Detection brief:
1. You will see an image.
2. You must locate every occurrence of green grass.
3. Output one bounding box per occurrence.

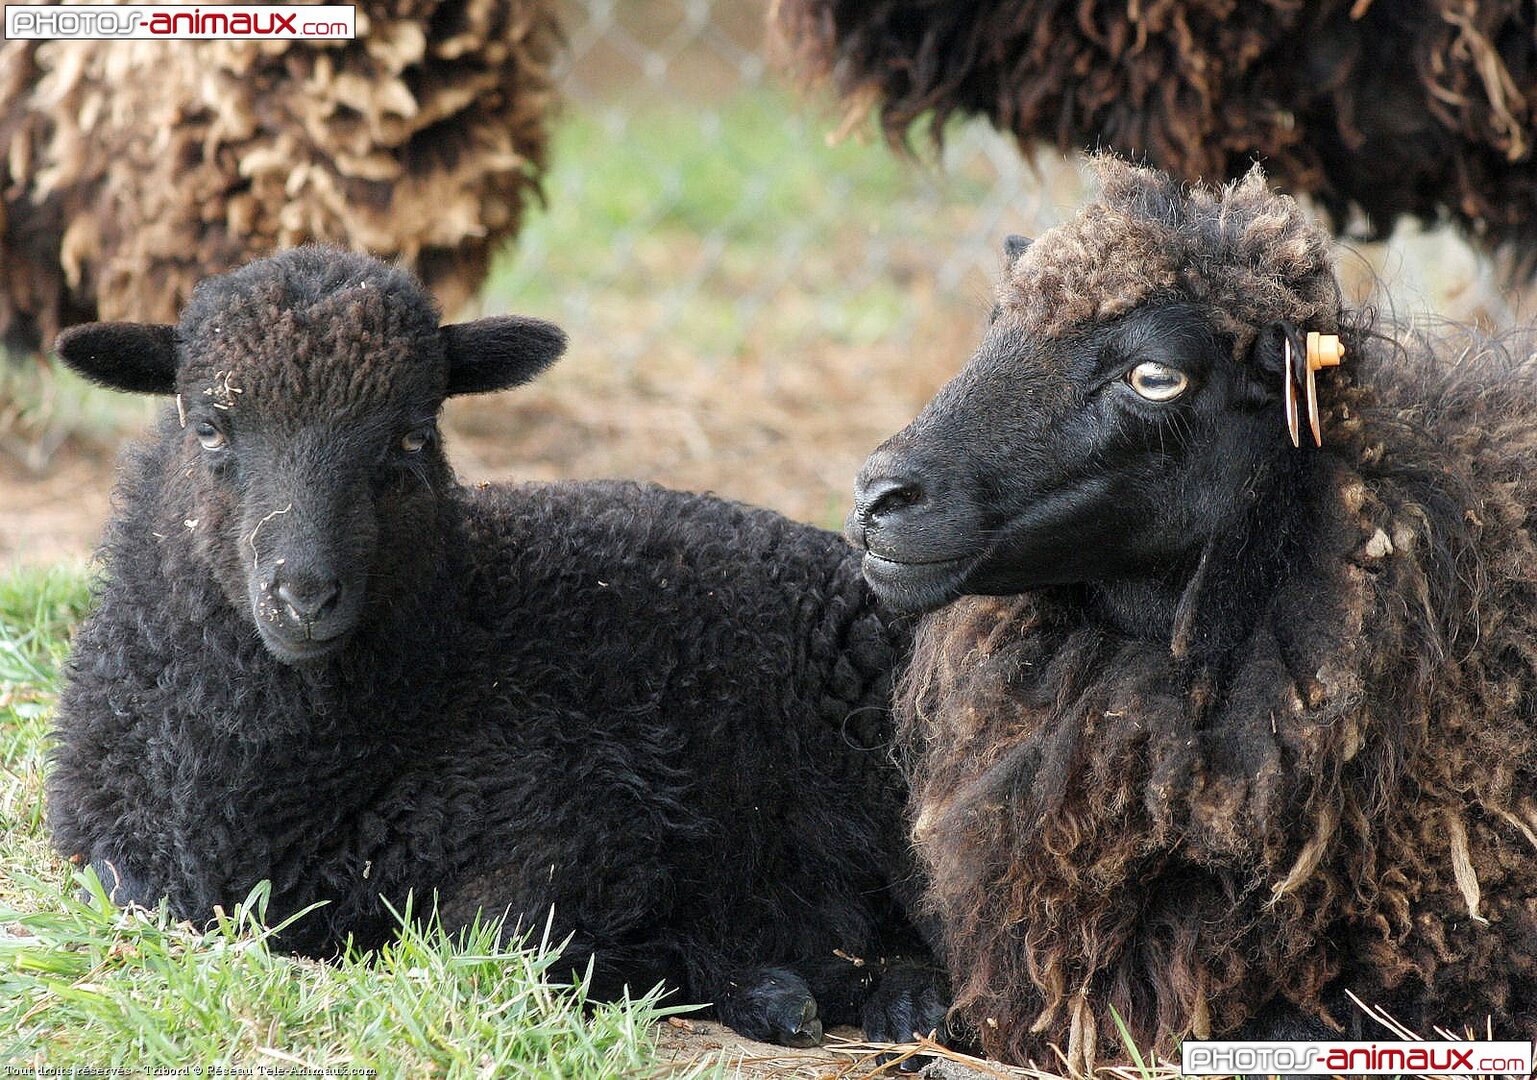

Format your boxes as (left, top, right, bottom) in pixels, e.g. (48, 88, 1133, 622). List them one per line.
(0, 565, 707, 1077)
(1, 875, 696, 1077)
(0, 566, 91, 874)
(482, 89, 1008, 361)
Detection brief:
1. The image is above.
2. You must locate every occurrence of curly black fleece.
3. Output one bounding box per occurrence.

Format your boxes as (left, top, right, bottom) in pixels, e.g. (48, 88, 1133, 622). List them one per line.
(45, 252, 932, 1041)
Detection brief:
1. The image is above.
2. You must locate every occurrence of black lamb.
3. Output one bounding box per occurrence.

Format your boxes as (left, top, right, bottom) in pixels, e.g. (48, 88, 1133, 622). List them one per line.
(44, 246, 945, 1047)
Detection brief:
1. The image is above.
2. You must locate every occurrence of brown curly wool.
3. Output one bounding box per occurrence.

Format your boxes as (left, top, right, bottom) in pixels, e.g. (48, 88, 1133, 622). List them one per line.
(1002, 157, 1339, 351)
(901, 160, 1537, 1070)
(774, 0, 1537, 274)
(0, 0, 559, 355)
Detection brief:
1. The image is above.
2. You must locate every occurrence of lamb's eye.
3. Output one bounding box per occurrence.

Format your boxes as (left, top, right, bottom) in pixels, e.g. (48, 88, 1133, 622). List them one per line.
(400, 427, 432, 453)
(1126, 362, 1189, 402)
(195, 421, 227, 451)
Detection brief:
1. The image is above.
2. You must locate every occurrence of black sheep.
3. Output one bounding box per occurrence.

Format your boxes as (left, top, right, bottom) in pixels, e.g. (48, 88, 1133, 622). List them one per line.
(847, 158, 1537, 1069)
(45, 246, 945, 1047)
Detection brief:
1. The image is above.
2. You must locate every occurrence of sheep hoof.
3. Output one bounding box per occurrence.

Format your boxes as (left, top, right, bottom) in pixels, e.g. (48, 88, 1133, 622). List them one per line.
(861, 963, 950, 1051)
(721, 967, 824, 1047)
(781, 997, 824, 1048)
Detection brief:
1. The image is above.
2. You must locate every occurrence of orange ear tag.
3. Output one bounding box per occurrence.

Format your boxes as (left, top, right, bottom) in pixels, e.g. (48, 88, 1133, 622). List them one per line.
(1282, 332, 1345, 448)
(1304, 332, 1345, 447)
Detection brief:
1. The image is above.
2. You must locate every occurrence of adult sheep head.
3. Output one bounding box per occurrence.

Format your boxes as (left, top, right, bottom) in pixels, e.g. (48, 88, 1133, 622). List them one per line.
(56, 247, 565, 665)
(848, 157, 1345, 632)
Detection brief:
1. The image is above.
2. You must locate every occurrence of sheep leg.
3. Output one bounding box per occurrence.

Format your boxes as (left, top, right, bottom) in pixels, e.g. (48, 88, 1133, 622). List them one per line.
(793, 957, 955, 1071)
(555, 932, 690, 1008)
(566, 938, 826, 1047)
(856, 962, 951, 1046)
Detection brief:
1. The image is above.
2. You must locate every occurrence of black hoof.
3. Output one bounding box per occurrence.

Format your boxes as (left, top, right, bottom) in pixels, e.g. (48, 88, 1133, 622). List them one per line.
(861, 964, 949, 1046)
(720, 967, 824, 1047)
(780, 995, 824, 1049)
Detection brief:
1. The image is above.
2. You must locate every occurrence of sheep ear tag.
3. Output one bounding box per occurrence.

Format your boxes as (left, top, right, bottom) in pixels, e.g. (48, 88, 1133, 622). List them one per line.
(1283, 337, 1300, 447)
(1282, 332, 1345, 448)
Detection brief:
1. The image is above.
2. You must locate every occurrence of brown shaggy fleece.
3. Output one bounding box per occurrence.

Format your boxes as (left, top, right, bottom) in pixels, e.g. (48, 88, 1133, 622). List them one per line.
(900, 158, 1537, 1071)
(0, 0, 558, 355)
(773, 0, 1537, 275)
(999, 159, 1339, 351)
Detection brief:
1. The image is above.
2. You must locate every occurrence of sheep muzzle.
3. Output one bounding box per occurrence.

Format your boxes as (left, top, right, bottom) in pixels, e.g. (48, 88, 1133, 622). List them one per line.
(239, 478, 375, 665)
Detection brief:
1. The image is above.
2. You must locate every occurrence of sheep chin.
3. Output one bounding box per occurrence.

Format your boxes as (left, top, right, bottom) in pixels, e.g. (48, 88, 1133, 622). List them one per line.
(860, 551, 975, 614)
(251, 623, 353, 667)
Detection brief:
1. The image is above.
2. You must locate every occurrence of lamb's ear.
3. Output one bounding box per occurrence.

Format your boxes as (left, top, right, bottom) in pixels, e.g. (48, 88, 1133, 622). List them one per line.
(1003, 234, 1032, 269)
(54, 322, 178, 395)
(442, 316, 568, 396)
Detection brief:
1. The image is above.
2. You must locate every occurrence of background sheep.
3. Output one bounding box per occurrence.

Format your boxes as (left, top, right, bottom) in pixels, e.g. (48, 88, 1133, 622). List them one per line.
(844, 158, 1537, 1070)
(45, 246, 945, 1048)
(0, 0, 558, 356)
(774, 0, 1537, 275)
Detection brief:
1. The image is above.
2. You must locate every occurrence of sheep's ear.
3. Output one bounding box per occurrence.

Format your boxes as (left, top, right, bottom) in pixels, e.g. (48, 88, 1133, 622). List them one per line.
(1247, 320, 1306, 396)
(1238, 320, 1308, 414)
(54, 322, 178, 395)
(1250, 321, 1297, 380)
(1003, 235, 1033, 268)
(442, 316, 568, 396)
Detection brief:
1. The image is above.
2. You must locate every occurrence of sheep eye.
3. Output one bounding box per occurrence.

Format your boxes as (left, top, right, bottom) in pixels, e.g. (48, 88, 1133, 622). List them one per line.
(399, 427, 432, 453)
(195, 421, 227, 451)
(1126, 362, 1189, 402)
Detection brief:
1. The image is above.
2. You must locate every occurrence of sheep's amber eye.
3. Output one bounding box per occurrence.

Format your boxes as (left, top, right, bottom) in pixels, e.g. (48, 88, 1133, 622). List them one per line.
(195, 421, 227, 450)
(400, 428, 432, 453)
(1127, 362, 1189, 402)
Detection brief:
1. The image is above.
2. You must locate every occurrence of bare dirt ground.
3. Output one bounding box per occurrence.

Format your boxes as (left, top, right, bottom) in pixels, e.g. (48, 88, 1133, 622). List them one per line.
(1, 449, 114, 566)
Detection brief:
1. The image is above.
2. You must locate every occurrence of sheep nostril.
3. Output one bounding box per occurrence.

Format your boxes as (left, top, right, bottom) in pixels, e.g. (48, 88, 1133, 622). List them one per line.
(859, 476, 926, 526)
(275, 579, 342, 623)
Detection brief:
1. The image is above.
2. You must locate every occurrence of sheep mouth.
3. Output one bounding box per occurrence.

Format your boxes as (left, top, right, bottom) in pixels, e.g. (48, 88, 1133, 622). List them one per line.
(255, 623, 354, 665)
(860, 551, 976, 614)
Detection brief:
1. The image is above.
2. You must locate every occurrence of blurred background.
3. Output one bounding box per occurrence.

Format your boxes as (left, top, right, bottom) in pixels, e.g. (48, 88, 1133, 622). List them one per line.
(0, 0, 1523, 568)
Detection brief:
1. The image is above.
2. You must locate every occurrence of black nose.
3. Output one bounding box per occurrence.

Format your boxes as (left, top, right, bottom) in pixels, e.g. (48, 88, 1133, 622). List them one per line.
(276, 577, 341, 622)
(854, 473, 927, 528)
